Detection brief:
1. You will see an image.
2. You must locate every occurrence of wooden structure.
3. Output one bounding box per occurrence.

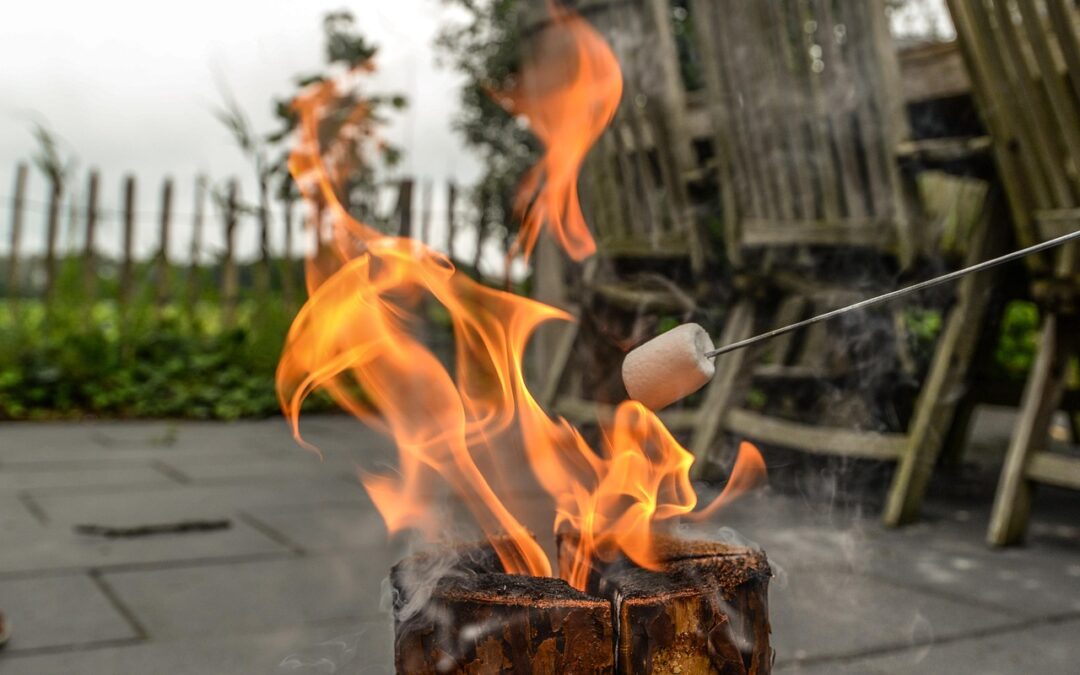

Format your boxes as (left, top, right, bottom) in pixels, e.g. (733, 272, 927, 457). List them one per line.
(536, 0, 1001, 525)
(945, 0, 1080, 545)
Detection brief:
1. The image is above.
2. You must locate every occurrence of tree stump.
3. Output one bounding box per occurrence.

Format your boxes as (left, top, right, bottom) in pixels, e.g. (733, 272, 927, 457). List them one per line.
(392, 536, 771, 674)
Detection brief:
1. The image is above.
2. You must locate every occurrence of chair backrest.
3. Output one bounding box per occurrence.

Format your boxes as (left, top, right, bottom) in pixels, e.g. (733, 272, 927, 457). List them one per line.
(572, 0, 706, 271)
(689, 0, 916, 266)
(946, 0, 1080, 279)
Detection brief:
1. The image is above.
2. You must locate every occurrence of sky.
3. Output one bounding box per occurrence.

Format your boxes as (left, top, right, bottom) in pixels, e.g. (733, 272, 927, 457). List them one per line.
(0, 0, 482, 262)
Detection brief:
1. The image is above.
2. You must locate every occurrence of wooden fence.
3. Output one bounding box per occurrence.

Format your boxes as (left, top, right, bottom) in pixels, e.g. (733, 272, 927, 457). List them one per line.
(2, 162, 480, 324)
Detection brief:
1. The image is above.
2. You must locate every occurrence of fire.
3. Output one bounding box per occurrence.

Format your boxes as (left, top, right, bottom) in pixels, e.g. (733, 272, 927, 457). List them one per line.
(276, 3, 765, 592)
(500, 0, 622, 262)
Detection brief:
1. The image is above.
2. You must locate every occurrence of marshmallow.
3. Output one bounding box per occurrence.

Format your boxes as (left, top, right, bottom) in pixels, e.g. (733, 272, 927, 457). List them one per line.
(622, 323, 716, 411)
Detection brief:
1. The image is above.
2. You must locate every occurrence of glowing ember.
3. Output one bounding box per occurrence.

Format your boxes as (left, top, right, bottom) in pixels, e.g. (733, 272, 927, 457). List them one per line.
(276, 2, 765, 592)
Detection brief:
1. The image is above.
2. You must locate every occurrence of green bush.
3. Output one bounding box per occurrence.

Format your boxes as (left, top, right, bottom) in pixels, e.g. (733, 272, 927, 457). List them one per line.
(0, 299, 332, 421)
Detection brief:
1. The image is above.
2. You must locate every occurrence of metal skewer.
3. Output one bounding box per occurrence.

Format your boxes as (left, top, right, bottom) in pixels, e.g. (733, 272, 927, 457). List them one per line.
(705, 228, 1080, 359)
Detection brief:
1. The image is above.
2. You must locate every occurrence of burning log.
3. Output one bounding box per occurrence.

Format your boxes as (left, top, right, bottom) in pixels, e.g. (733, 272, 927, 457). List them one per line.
(391, 541, 615, 673)
(393, 537, 771, 674)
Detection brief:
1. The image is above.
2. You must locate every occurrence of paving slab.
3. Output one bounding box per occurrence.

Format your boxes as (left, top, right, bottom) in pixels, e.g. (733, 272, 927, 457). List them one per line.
(242, 503, 389, 554)
(0, 574, 137, 653)
(0, 519, 292, 576)
(769, 567, 1020, 665)
(28, 479, 368, 527)
(0, 621, 393, 675)
(0, 466, 174, 493)
(100, 553, 399, 639)
(155, 454, 352, 484)
(778, 616, 1080, 675)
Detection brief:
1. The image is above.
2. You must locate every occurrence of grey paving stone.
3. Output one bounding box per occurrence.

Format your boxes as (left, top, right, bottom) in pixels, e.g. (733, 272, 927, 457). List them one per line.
(156, 454, 350, 484)
(101, 554, 399, 639)
(29, 479, 368, 527)
(242, 504, 390, 554)
(0, 621, 393, 675)
(0, 574, 137, 653)
(770, 568, 1020, 665)
(780, 616, 1080, 675)
(0, 519, 291, 575)
(0, 466, 174, 493)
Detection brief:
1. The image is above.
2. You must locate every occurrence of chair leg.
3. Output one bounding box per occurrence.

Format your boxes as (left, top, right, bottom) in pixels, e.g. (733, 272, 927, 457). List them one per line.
(690, 300, 757, 480)
(882, 267, 997, 526)
(987, 315, 1069, 546)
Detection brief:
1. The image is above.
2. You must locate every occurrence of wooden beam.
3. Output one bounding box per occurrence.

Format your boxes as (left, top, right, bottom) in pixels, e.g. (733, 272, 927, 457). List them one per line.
(724, 407, 906, 460)
(740, 218, 898, 249)
(1026, 451, 1080, 491)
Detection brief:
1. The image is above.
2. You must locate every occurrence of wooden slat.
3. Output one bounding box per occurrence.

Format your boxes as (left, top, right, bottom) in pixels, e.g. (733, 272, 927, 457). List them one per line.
(1026, 451, 1080, 490)
(554, 396, 699, 431)
(1046, 0, 1080, 108)
(118, 174, 136, 312)
(740, 218, 897, 249)
(796, 0, 842, 222)
(724, 407, 906, 460)
(156, 177, 173, 305)
(82, 170, 99, 306)
(1035, 209, 1080, 240)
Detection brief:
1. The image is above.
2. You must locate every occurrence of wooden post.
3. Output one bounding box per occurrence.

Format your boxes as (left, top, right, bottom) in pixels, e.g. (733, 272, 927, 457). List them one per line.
(82, 170, 100, 308)
(280, 195, 296, 307)
(396, 178, 414, 239)
(256, 174, 271, 296)
(43, 172, 63, 305)
(472, 186, 490, 273)
(119, 174, 137, 313)
(419, 179, 433, 246)
(446, 180, 458, 260)
(156, 177, 173, 307)
(222, 179, 239, 329)
(6, 163, 28, 304)
(186, 175, 207, 315)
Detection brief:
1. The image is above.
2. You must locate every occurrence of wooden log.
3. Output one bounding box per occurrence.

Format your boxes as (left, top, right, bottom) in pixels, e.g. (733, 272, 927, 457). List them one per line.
(392, 542, 615, 674)
(557, 534, 772, 675)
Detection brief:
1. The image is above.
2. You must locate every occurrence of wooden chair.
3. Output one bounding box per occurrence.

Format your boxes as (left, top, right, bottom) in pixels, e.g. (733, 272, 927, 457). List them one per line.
(531, 0, 712, 414)
(945, 0, 1080, 545)
(677, 0, 1008, 528)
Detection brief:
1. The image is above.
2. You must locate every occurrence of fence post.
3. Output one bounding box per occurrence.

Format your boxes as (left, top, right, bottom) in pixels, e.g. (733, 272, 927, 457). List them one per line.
(43, 172, 63, 306)
(280, 194, 296, 307)
(396, 178, 414, 238)
(447, 180, 458, 260)
(82, 170, 100, 308)
(420, 179, 433, 246)
(6, 163, 28, 305)
(256, 175, 271, 296)
(156, 177, 173, 307)
(119, 174, 137, 314)
(222, 179, 239, 329)
(186, 175, 207, 317)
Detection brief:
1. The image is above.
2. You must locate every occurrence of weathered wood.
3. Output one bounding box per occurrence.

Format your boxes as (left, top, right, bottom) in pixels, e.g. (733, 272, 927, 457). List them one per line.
(42, 172, 62, 305)
(279, 193, 296, 307)
(119, 175, 137, 312)
(156, 177, 173, 306)
(987, 315, 1071, 546)
(221, 179, 240, 329)
(82, 170, 99, 306)
(725, 407, 905, 461)
(7, 163, 28, 303)
(1026, 451, 1080, 491)
(186, 175, 207, 314)
(392, 543, 615, 674)
(396, 178, 414, 239)
(740, 218, 898, 250)
(557, 534, 773, 675)
(419, 178, 433, 246)
(446, 181, 458, 260)
(884, 204, 1002, 526)
(256, 175, 272, 296)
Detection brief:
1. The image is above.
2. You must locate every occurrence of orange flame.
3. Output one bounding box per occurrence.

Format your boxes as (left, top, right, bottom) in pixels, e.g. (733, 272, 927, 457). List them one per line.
(501, 0, 623, 262)
(277, 3, 765, 591)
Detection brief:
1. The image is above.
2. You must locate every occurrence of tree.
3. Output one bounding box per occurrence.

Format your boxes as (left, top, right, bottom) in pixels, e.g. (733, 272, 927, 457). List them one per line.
(436, 0, 538, 261)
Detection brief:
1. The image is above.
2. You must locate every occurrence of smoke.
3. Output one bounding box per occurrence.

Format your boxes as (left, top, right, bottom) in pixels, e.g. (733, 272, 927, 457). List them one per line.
(274, 628, 388, 674)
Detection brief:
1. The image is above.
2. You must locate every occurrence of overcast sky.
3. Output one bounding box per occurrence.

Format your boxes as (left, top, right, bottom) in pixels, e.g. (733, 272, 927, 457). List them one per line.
(1, 0, 481, 261)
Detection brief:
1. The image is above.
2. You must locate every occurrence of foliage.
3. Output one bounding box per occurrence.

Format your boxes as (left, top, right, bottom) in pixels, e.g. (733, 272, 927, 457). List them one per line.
(993, 301, 1040, 380)
(436, 0, 538, 246)
(0, 297, 332, 421)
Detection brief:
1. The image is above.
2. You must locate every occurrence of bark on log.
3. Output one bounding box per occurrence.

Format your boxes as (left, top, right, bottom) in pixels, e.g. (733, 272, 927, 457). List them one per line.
(393, 536, 770, 675)
(392, 544, 615, 674)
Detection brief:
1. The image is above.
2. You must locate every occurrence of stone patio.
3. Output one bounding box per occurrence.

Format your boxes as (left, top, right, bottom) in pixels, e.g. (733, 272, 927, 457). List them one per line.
(1, 409, 1078, 674)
